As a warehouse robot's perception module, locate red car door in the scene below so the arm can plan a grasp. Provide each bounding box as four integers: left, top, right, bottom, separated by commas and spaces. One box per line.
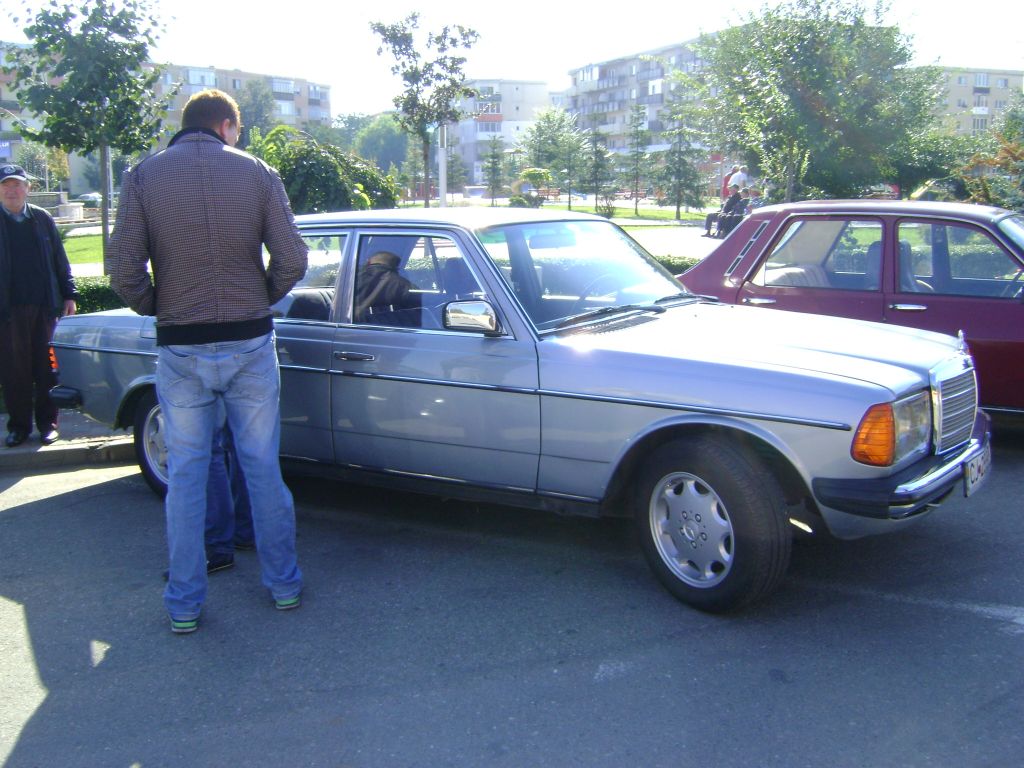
735, 216, 887, 322
885, 219, 1024, 411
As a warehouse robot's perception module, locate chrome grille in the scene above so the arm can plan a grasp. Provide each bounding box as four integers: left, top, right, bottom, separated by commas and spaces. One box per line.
934, 369, 977, 453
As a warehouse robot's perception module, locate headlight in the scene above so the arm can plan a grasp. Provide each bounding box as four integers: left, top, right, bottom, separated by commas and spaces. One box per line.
851, 391, 932, 466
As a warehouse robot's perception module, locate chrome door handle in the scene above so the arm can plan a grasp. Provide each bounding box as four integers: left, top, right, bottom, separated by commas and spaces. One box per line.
889, 304, 928, 312
333, 351, 376, 361
742, 297, 776, 305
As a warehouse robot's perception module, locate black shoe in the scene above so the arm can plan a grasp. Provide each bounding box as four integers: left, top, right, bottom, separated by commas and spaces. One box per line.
40, 430, 59, 446
233, 539, 256, 551
5, 430, 28, 448
163, 554, 235, 581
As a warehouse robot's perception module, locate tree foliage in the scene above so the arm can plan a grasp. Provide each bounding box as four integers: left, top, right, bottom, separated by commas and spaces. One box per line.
693, 0, 943, 200
247, 128, 399, 214
653, 94, 707, 219
4, 0, 175, 266
236, 80, 277, 148
962, 94, 1024, 210
624, 104, 651, 215
518, 107, 587, 208
354, 113, 408, 174
585, 132, 614, 216
483, 135, 505, 206
15, 140, 69, 190
371, 13, 478, 207
4, 0, 173, 155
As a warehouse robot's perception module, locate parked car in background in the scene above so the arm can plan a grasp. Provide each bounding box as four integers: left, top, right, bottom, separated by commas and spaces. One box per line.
75, 192, 102, 207
681, 200, 1024, 412
51, 208, 991, 612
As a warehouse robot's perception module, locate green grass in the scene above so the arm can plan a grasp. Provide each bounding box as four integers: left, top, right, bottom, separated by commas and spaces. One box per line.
542, 203, 706, 222
63, 234, 104, 264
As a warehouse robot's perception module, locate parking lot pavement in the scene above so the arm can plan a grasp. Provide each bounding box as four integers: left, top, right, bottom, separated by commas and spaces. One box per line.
0, 410, 133, 470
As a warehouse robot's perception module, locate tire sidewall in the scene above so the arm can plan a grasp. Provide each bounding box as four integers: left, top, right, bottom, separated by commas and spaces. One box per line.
132, 389, 168, 498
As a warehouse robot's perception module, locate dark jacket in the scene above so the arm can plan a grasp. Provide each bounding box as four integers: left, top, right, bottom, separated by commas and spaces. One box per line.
0, 203, 78, 323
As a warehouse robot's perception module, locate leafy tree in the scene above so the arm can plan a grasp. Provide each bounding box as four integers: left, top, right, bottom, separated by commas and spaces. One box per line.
518, 107, 587, 209
14, 140, 69, 190
4, 0, 176, 269
371, 12, 478, 207
354, 113, 408, 173
247, 129, 399, 214
962, 94, 1024, 210
401, 137, 426, 200
693, 0, 943, 201
324, 113, 375, 151
483, 135, 505, 206
236, 80, 277, 148
625, 104, 651, 215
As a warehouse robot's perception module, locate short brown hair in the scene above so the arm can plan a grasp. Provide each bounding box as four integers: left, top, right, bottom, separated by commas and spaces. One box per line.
181, 89, 241, 131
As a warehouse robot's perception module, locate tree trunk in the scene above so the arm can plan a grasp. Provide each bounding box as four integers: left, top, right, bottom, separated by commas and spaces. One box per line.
100, 142, 115, 276
421, 138, 431, 208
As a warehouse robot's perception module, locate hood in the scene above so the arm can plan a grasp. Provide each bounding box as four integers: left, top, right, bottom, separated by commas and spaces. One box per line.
538, 302, 965, 420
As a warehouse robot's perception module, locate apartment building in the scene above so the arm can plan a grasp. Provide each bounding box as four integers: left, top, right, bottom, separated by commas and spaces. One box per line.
454, 79, 551, 184
564, 40, 703, 155
939, 67, 1023, 135
154, 63, 332, 140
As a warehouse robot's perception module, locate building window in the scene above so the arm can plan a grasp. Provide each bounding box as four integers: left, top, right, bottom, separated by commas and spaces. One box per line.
478, 122, 501, 133
309, 84, 322, 100
974, 94, 988, 107
479, 102, 501, 115
271, 78, 295, 94
276, 100, 296, 116
995, 99, 1007, 110
956, 75, 967, 85
957, 98, 969, 108
187, 69, 215, 86
972, 117, 988, 133
975, 73, 989, 87
997, 77, 1009, 88
231, 79, 242, 90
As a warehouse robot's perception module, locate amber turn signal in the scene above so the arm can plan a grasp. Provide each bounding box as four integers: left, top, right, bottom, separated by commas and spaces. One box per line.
852, 404, 895, 466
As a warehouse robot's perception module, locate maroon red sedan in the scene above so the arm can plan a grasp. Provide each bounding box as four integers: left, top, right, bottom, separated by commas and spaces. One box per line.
681, 200, 1024, 412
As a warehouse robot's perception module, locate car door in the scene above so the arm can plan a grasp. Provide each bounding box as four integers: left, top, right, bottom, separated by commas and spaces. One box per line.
273, 231, 347, 463
887, 219, 1024, 410
328, 228, 541, 491
735, 216, 887, 321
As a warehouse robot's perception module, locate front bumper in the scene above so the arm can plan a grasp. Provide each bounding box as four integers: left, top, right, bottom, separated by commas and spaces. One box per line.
812, 410, 992, 522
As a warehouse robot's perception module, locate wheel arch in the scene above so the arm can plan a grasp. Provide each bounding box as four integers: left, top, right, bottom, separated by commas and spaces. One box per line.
600, 417, 821, 529
114, 377, 157, 430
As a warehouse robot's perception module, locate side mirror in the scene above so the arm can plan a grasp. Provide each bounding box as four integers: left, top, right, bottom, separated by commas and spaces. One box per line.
444, 300, 502, 336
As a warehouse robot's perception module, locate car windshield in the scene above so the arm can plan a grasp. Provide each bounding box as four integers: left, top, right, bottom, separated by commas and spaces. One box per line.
997, 214, 1024, 253
476, 219, 690, 331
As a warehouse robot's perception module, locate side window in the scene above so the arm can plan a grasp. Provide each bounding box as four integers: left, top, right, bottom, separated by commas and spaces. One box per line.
898, 221, 1023, 297
754, 219, 882, 290
275, 234, 345, 321
352, 234, 487, 329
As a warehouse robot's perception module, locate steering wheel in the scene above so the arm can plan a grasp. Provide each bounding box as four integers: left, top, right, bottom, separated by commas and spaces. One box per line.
570, 274, 620, 314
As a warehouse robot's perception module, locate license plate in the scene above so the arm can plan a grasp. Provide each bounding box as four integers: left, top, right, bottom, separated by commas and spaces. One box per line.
963, 443, 992, 497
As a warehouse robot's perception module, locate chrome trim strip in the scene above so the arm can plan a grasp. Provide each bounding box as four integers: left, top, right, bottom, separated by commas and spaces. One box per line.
51, 342, 158, 358
280, 364, 330, 374
327, 369, 851, 430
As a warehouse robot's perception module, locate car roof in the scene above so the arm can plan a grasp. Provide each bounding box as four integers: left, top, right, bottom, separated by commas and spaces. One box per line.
754, 199, 1015, 223
296, 207, 607, 231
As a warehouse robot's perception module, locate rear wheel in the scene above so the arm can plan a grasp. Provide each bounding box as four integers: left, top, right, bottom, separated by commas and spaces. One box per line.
635, 436, 791, 612
133, 389, 168, 498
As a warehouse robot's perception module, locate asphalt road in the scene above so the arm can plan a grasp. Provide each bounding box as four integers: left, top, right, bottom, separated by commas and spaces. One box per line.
1, 423, 1022, 767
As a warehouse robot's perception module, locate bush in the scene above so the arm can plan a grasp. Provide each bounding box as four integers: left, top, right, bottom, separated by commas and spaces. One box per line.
508, 193, 543, 208
74, 276, 126, 314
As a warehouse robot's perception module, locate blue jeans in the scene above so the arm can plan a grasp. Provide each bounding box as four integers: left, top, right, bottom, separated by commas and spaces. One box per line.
157, 332, 301, 620
205, 425, 254, 557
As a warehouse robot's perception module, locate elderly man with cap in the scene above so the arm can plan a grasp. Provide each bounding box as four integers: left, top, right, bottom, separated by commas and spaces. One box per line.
0, 164, 78, 448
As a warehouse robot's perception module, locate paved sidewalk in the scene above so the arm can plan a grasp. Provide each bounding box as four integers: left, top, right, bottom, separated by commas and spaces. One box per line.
0, 409, 134, 471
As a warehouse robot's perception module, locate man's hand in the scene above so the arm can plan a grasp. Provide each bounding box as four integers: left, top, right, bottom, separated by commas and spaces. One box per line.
63, 299, 77, 317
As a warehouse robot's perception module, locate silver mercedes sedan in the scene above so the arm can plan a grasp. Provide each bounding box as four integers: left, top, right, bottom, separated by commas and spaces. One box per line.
51, 208, 991, 612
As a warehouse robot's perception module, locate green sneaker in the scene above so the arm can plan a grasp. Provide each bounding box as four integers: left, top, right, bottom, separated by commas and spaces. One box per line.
170, 616, 199, 634
275, 594, 301, 611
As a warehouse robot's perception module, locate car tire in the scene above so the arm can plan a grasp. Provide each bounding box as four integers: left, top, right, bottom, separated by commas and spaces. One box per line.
634, 436, 791, 612
133, 388, 169, 498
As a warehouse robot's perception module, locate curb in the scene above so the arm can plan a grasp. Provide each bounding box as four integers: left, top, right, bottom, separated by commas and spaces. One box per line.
0, 435, 135, 471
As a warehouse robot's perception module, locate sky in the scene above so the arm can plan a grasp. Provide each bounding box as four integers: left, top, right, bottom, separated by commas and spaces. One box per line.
2, 0, 1022, 116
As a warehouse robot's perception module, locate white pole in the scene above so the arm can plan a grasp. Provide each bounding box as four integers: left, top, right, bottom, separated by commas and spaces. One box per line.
438, 124, 448, 208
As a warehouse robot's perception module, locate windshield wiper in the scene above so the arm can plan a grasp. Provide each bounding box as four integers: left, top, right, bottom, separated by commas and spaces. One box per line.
654, 292, 700, 304
551, 303, 665, 331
